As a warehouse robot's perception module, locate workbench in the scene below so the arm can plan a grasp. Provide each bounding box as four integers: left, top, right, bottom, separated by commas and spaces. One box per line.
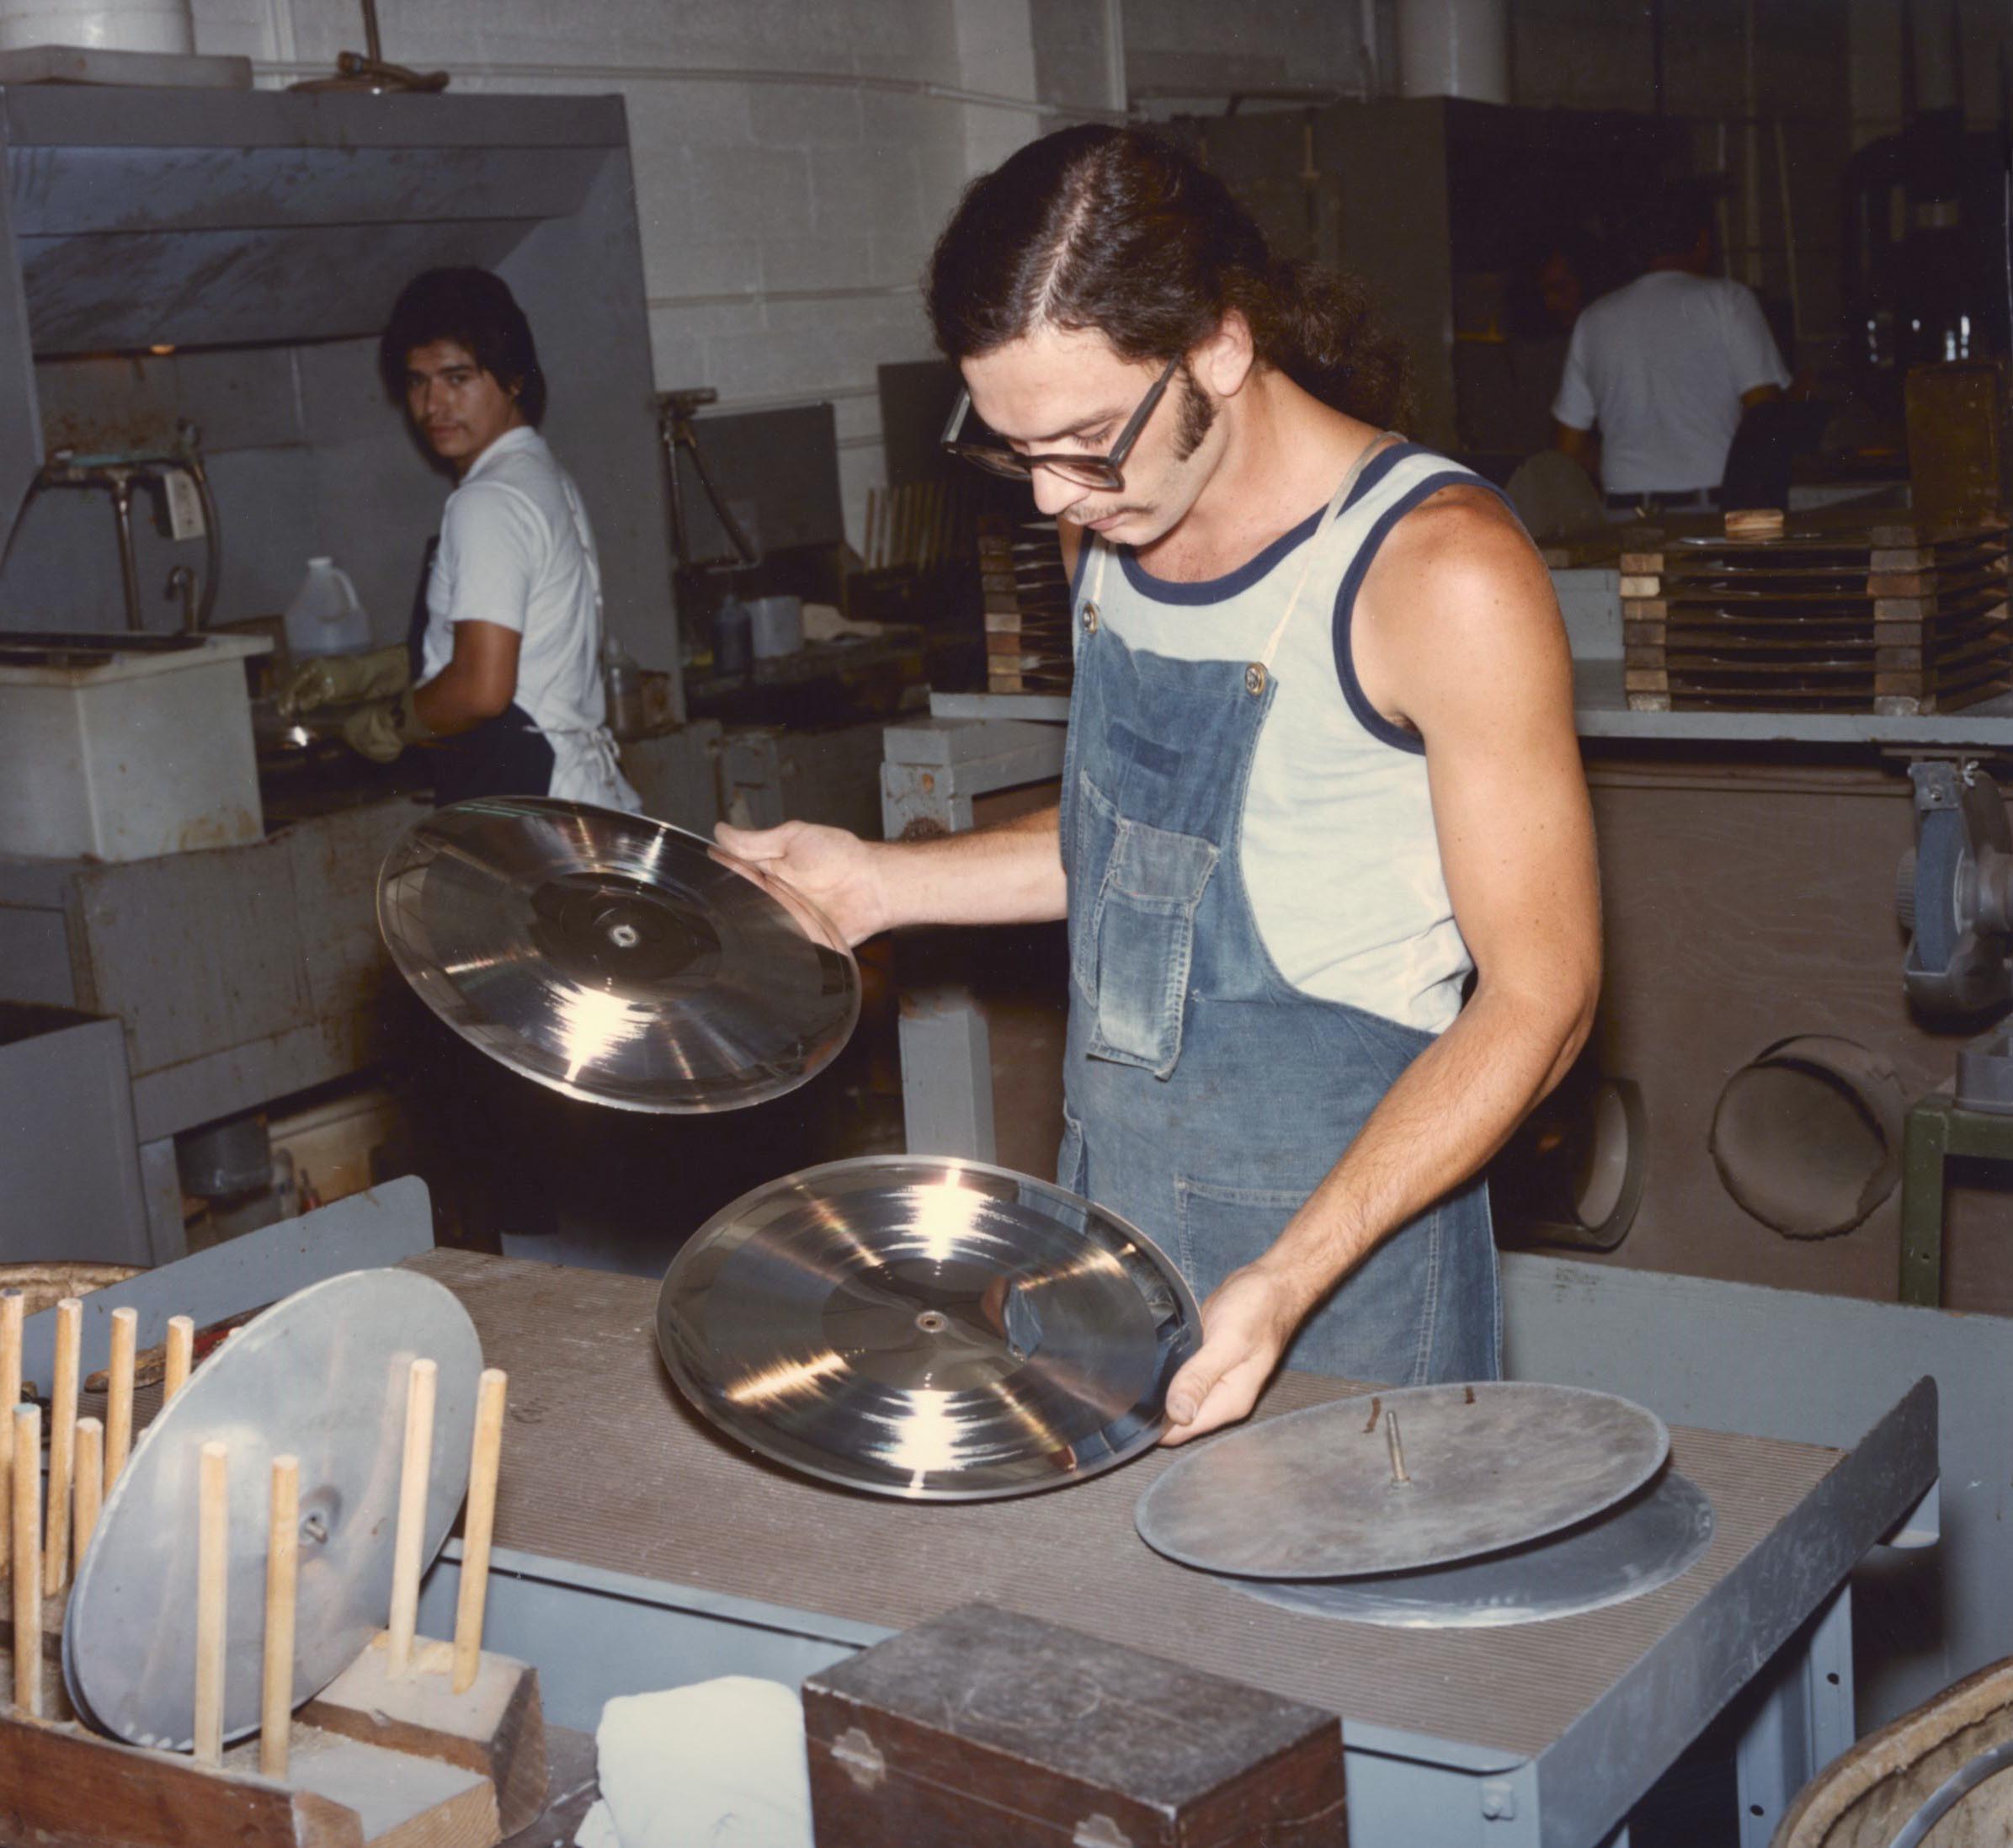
404, 1248, 1937, 1848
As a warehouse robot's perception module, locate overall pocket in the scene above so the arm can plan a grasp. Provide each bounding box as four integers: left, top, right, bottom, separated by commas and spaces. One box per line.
1074, 777, 1217, 1078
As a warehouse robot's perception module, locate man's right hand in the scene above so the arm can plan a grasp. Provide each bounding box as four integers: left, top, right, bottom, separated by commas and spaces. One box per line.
275, 644, 412, 719
714, 820, 892, 947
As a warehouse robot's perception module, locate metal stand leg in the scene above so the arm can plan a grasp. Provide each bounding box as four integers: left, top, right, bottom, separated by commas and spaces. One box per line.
1734, 1587, 1854, 1848
1899, 1096, 1952, 1307
898, 988, 997, 1162
138, 1136, 189, 1265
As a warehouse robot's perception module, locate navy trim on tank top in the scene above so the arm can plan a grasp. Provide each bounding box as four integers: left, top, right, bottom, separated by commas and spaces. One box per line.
1110, 439, 1423, 607
1332, 467, 1515, 757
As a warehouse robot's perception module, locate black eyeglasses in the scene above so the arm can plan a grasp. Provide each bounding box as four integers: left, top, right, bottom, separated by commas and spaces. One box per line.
940, 354, 1181, 493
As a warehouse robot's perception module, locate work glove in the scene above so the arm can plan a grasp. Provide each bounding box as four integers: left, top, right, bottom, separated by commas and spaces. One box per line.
276, 644, 410, 718
342, 691, 434, 764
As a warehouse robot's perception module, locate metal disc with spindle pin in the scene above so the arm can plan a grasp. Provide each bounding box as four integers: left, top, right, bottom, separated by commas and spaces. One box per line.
61, 1269, 482, 1749
1133, 1381, 1671, 1580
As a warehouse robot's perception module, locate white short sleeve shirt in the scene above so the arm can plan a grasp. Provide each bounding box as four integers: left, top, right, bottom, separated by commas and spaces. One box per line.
1552, 272, 1791, 494
419, 424, 639, 809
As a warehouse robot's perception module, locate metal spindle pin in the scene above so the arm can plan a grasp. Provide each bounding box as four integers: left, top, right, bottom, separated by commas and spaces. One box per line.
1385, 1409, 1411, 1486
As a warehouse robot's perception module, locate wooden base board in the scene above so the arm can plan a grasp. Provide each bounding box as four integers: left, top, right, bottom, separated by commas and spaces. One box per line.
226, 1726, 499, 1848
301, 1633, 546, 1836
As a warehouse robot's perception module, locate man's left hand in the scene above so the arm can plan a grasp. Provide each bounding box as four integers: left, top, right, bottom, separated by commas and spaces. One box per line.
1158, 1265, 1302, 1447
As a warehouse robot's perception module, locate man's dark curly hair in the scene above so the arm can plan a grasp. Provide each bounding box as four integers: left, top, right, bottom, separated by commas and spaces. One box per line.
380, 268, 546, 424
926, 125, 1411, 429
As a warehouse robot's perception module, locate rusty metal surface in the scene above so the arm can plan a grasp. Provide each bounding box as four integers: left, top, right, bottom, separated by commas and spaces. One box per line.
413, 1249, 1851, 1759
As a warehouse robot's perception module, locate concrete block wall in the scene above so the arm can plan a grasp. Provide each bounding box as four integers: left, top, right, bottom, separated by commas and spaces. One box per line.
183, 0, 1104, 553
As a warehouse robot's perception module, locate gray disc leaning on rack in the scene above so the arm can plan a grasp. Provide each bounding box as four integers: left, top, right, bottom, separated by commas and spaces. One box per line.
1222, 1469, 1716, 1627
1135, 1381, 1670, 1580
63, 1269, 482, 1750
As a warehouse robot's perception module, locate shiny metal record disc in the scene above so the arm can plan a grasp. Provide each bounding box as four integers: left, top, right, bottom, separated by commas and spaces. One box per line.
1224, 1469, 1715, 1627
378, 796, 860, 1112
1135, 1382, 1670, 1579
656, 1155, 1202, 1499
64, 1270, 482, 1749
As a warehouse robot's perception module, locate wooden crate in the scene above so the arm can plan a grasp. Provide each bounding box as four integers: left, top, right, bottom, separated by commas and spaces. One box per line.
804, 1603, 1346, 1847
1617, 520, 2010, 714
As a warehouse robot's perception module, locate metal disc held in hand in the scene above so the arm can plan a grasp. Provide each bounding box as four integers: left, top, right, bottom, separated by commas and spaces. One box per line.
1224, 1469, 1715, 1627
64, 1270, 482, 1749
1135, 1382, 1670, 1579
378, 796, 860, 1112
656, 1155, 1202, 1500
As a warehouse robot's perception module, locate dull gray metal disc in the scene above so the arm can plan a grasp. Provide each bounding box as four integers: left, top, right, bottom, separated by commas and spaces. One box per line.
1223, 1469, 1715, 1627
1135, 1382, 1670, 1579
63, 1270, 482, 1749
657, 1155, 1201, 1500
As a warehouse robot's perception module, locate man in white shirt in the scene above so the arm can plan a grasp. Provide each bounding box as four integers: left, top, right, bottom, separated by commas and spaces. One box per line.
1552, 189, 1791, 517
282, 268, 638, 809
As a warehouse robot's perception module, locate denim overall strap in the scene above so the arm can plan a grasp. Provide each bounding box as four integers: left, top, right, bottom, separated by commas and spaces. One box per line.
1057, 452, 1500, 1387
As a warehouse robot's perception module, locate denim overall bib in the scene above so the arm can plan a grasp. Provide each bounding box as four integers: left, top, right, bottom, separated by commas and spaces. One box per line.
1056, 459, 1501, 1386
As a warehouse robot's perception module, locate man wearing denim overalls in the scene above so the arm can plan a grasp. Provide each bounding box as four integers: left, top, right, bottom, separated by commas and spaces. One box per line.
721, 127, 1601, 1446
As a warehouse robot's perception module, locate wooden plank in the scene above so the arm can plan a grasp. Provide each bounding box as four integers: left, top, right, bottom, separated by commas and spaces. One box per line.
0, 1707, 362, 1848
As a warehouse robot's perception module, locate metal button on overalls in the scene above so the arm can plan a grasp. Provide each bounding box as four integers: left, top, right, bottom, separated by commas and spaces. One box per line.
1082, 601, 1100, 634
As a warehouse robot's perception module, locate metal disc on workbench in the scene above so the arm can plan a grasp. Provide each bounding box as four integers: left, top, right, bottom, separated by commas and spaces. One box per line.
656, 1155, 1202, 1500
64, 1270, 482, 1750
1222, 1469, 1715, 1627
1135, 1382, 1670, 1579
378, 796, 859, 1112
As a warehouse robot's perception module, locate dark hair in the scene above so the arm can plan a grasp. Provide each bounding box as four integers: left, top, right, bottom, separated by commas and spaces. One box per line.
379, 268, 546, 423
1640, 182, 1718, 271
926, 125, 1409, 429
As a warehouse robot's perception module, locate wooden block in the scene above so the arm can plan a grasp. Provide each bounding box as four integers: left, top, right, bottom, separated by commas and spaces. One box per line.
0, 1706, 363, 1848
223, 1725, 499, 1848
803, 1603, 1345, 1848
300, 1632, 546, 1838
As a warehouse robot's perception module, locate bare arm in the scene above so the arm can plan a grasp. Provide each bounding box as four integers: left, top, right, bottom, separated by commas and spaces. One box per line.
1162, 492, 1600, 1441
413, 620, 520, 737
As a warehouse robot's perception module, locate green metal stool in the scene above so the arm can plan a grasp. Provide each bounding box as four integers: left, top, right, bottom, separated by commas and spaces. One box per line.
1899, 1090, 2013, 1306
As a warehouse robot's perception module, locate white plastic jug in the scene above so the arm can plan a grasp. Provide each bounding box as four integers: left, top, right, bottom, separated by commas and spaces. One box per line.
284, 557, 370, 658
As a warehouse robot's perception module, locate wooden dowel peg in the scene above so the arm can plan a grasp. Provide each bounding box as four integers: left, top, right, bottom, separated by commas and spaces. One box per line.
162, 1316, 194, 1401
386, 1358, 437, 1678
11, 1403, 40, 1714
194, 1441, 228, 1765
72, 1417, 103, 1573
104, 1307, 136, 1488
452, 1368, 508, 1694
0, 1289, 21, 1581
260, 1455, 299, 1780
44, 1299, 79, 1595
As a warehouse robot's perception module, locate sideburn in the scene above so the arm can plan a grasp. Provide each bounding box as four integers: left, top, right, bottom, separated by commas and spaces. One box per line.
1173, 364, 1217, 461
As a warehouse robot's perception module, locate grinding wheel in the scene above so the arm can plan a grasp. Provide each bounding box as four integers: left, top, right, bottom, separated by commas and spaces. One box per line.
1135, 1382, 1670, 1579
63, 1270, 483, 1749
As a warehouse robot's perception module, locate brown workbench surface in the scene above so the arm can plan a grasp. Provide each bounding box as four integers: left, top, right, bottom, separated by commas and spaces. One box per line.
413, 1250, 1845, 1760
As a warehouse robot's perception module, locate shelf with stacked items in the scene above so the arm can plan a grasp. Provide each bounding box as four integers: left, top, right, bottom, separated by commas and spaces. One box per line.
1619, 518, 2010, 716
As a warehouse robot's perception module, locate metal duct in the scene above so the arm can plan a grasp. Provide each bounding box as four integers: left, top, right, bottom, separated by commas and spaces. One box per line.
1396, 0, 1509, 104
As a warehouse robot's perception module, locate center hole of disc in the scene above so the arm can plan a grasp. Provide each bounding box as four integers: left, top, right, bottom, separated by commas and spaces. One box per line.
301, 1511, 329, 1546
608, 921, 641, 949
915, 1310, 948, 1334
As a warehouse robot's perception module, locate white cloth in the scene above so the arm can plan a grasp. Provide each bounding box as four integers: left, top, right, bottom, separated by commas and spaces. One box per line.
419, 424, 641, 809
573, 1677, 813, 1848
1552, 271, 1791, 494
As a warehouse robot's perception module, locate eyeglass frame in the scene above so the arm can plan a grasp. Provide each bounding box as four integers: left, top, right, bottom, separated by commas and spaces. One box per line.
939, 352, 1183, 493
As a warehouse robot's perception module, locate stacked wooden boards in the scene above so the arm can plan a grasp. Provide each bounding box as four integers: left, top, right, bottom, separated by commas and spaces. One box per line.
1620, 519, 2010, 714
977, 516, 1074, 694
